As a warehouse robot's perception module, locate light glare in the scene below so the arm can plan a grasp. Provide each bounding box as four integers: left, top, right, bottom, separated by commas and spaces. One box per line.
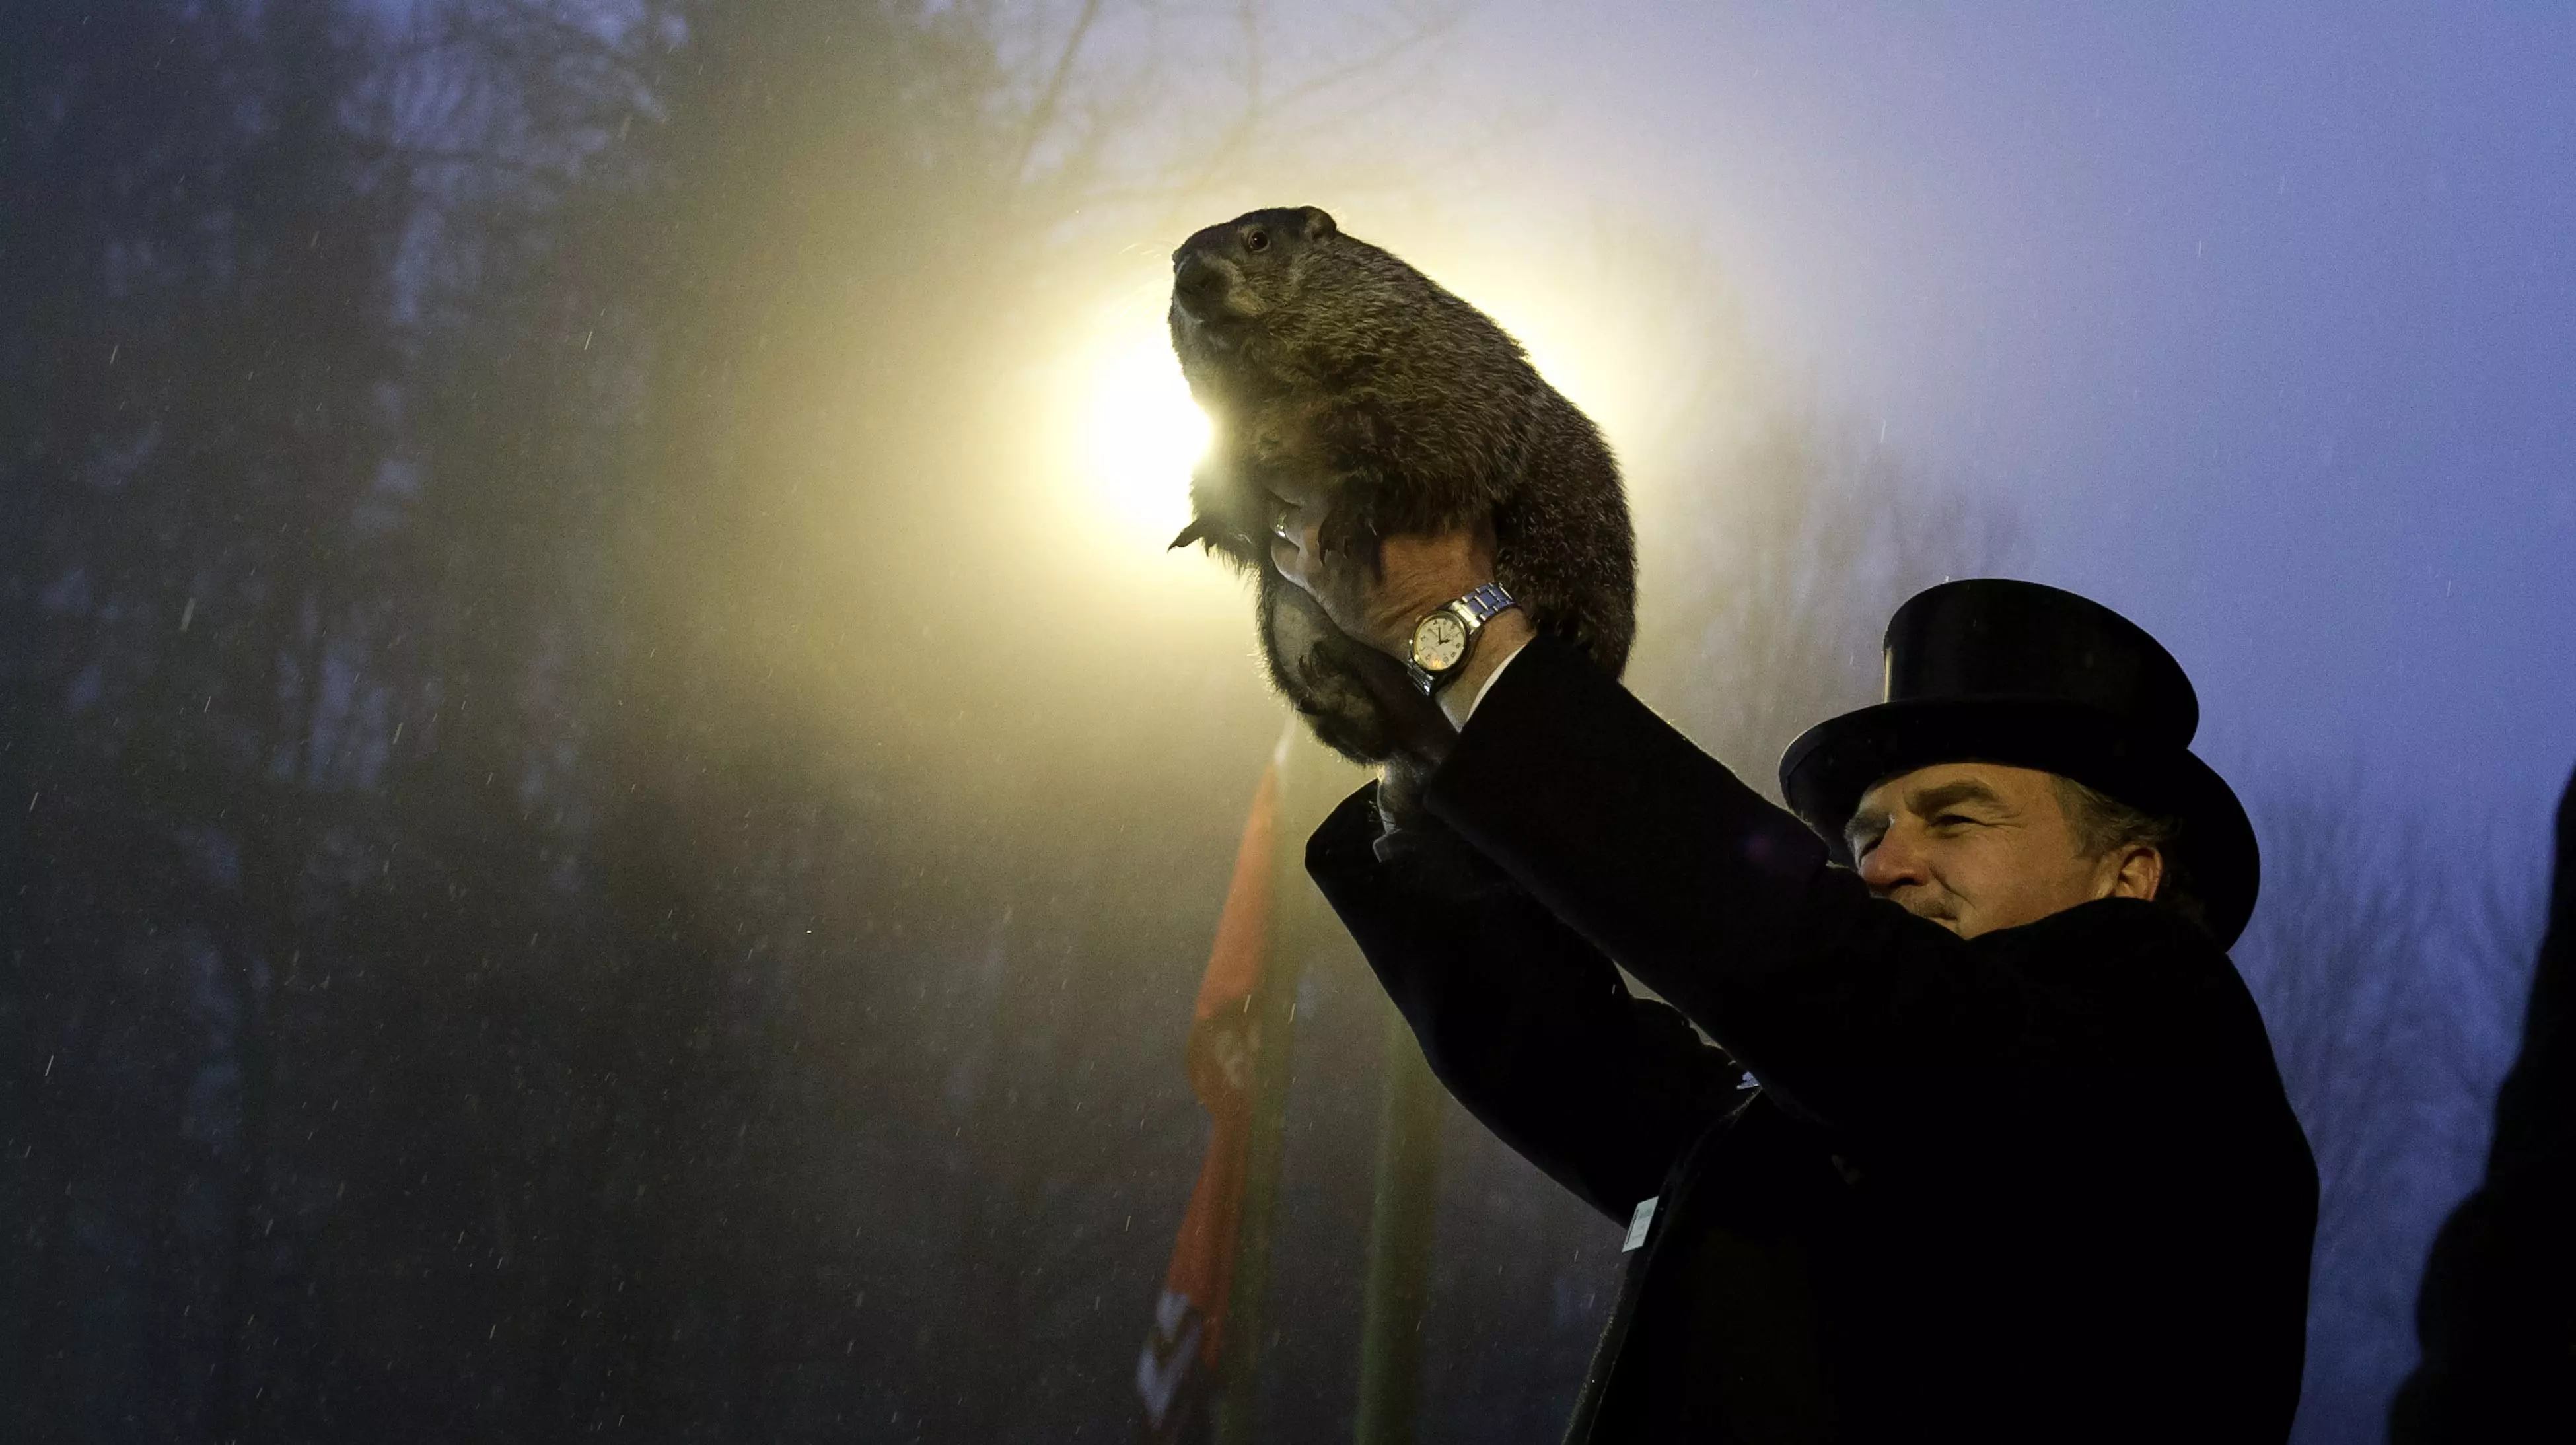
1081, 328, 1210, 541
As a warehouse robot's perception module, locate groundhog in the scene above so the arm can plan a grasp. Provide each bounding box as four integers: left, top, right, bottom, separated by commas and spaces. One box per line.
1166, 205, 1635, 772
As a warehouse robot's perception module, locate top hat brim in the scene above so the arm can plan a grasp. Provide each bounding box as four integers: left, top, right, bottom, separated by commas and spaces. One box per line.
1779, 695, 2259, 948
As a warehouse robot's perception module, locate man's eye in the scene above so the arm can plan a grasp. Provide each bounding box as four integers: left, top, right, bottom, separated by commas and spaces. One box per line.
1931, 813, 1976, 829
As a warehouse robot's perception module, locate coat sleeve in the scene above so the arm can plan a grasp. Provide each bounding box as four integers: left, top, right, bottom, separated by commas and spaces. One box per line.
1306, 783, 1738, 1224
1419, 634, 2161, 1147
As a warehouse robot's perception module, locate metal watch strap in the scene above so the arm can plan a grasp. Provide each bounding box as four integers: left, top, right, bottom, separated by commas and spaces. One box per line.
1405, 582, 1519, 695
1450, 582, 1515, 629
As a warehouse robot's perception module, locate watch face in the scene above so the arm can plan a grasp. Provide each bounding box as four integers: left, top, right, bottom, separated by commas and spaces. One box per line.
1413, 610, 1470, 670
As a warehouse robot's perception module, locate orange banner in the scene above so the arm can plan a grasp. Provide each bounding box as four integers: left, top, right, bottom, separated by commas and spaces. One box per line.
1137, 758, 1280, 1444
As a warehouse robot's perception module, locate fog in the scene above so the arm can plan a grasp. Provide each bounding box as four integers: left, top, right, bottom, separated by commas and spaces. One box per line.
1, 3, 2558, 1441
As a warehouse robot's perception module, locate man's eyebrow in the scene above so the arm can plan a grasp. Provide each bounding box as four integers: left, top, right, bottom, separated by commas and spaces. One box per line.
1843, 806, 1890, 847
1908, 779, 2005, 815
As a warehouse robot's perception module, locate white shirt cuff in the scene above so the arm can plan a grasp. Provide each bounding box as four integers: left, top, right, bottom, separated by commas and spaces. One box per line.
1460, 639, 1528, 724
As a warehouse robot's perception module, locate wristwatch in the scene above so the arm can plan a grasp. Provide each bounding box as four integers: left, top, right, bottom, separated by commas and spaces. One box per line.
1405, 582, 1519, 695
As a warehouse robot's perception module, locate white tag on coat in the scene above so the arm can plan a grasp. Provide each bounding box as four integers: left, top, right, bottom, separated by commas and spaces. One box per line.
1622, 1195, 1659, 1253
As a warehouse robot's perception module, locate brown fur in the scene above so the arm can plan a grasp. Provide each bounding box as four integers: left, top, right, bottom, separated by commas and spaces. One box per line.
1167, 206, 1636, 769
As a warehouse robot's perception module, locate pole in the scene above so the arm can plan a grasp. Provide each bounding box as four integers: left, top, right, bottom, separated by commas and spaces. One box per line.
1354, 999, 1443, 1445
1211, 727, 1310, 1444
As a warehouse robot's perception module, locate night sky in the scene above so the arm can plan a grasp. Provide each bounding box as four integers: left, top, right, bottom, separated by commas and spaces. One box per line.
1449, 1, 2576, 819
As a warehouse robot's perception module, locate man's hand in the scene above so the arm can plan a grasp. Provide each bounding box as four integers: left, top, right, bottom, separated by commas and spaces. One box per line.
1266, 476, 1534, 731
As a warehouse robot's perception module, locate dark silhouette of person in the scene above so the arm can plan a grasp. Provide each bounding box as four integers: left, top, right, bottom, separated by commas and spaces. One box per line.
2390, 762, 2576, 1441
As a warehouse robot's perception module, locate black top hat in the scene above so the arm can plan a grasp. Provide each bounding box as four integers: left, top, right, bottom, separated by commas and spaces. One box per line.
1777, 579, 2260, 946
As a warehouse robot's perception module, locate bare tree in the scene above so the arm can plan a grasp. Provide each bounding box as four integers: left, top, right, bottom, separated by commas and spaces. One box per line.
1565, 221, 2022, 791
2231, 778, 2545, 1445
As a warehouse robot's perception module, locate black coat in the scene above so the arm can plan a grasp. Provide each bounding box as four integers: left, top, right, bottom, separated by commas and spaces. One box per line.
1306, 636, 2318, 1444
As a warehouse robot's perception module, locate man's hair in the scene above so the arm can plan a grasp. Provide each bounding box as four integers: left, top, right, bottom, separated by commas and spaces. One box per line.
2051, 775, 2211, 937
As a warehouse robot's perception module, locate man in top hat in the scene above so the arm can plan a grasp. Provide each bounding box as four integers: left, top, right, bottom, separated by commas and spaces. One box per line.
1267, 501, 2319, 1443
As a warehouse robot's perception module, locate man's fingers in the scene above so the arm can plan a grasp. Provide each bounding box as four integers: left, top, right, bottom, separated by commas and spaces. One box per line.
1270, 512, 1327, 594
1270, 536, 1314, 593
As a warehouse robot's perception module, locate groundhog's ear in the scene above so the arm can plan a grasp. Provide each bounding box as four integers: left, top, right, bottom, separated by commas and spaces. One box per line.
1299, 207, 1338, 240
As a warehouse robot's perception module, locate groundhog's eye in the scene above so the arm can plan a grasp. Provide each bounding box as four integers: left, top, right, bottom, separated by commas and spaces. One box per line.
1244, 230, 1270, 254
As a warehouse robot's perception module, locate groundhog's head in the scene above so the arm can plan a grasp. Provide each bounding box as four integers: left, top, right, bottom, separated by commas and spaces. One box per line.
1168, 206, 1340, 349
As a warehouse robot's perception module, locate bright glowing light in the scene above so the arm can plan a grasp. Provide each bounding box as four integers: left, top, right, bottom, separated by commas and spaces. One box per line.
1079, 324, 1210, 540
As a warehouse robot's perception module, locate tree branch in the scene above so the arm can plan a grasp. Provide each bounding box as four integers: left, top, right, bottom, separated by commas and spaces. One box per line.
1007, 0, 1106, 186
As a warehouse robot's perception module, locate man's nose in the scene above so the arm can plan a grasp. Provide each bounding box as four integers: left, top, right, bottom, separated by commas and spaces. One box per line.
1857, 832, 1927, 892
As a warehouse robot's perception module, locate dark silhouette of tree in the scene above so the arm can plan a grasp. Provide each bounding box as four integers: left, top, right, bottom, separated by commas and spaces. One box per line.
3, 1, 423, 1433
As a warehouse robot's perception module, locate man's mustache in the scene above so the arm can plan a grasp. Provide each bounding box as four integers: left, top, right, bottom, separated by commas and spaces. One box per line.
1880, 886, 1961, 927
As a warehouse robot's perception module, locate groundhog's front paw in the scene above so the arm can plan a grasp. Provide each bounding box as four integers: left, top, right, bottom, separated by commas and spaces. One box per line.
1174, 456, 1271, 568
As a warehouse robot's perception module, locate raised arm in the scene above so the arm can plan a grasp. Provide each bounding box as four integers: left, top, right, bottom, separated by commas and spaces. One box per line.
1421, 634, 2124, 1145
1265, 518, 2223, 1149
1306, 784, 1737, 1222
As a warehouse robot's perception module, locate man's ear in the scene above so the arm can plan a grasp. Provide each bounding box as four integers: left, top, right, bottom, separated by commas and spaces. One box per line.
2109, 846, 2165, 902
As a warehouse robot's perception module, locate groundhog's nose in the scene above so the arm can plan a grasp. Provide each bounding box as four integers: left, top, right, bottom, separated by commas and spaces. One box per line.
1172, 251, 1231, 318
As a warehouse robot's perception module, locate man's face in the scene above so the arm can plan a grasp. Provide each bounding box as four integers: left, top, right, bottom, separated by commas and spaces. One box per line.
1844, 762, 2161, 938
